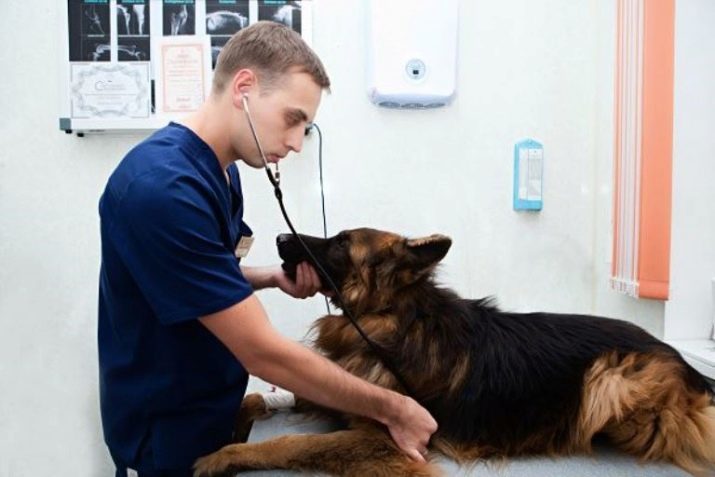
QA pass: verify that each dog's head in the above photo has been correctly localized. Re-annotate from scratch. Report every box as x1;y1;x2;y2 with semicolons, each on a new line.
277;228;452;313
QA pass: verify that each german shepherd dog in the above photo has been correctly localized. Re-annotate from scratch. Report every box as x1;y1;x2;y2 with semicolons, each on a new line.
194;228;715;477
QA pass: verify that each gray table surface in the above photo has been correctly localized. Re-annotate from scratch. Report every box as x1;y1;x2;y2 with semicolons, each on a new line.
238;411;691;477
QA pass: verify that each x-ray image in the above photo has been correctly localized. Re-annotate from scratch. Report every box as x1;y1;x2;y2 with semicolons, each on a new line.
68;0;111;61
211;36;229;70
81;39;111;62
117;1;149;36
163;0;196;36
118;0;150;61
81;2;109;35
206;0;249;35
258;1;301;35
118;38;150;62
206;0;249;70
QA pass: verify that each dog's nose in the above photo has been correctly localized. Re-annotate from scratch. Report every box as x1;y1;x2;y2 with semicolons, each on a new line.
276;234;292;245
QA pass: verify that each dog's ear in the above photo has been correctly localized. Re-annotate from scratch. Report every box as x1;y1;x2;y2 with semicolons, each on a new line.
405;234;452;270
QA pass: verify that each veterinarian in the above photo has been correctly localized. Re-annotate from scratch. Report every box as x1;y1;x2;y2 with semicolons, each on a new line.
98;22;437;477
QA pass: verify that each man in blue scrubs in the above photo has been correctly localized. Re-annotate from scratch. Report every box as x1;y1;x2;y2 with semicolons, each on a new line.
98;22;437;477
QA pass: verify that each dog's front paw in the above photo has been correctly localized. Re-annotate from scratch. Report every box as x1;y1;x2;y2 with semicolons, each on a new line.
193;445;240;477
241;392;274;421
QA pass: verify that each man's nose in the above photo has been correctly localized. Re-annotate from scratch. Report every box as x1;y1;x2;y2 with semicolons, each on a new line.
285;129;304;154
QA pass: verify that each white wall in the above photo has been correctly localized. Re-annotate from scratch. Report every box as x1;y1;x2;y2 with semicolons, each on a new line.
1;1;703;476
664;0;715;340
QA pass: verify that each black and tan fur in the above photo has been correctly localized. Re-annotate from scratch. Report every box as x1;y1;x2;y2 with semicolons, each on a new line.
194;228;715;477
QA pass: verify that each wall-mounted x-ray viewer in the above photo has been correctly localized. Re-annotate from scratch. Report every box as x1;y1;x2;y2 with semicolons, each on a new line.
366;0;459;109
513;139;544;211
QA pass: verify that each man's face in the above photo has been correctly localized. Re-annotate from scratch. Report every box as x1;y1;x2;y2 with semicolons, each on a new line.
235;70;322;168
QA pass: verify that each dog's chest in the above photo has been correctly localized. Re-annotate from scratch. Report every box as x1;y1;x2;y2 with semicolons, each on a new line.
313;316;398;382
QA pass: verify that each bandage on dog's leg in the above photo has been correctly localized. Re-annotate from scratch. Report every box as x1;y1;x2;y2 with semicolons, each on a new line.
260;387;295;411
232;393;272;443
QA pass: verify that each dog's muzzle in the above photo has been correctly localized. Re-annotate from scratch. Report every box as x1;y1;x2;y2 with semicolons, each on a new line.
277;234;302;279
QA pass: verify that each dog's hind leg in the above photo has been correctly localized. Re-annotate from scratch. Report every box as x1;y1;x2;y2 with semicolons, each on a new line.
193;427;441;477
578;352;715;476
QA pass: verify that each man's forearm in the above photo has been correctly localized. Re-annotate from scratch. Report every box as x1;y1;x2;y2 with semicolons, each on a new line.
199;295;402;427
249;333;402;427
241;265;278;290
199;296;435;459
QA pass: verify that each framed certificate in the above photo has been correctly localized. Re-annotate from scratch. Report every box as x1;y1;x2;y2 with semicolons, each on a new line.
154;35;212;115
70;63;151;118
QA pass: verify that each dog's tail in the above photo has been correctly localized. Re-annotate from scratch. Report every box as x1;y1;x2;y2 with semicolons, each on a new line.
580;352;715;476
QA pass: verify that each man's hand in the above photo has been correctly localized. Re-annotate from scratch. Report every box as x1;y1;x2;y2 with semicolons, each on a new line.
383;395;438;463
273;262;322;299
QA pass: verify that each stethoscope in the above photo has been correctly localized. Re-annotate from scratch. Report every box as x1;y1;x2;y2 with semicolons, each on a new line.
240;93;416;398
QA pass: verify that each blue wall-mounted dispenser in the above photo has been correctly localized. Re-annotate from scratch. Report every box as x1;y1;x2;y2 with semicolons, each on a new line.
513;139;544;211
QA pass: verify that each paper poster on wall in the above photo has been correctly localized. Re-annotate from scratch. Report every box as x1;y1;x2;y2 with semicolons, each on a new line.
67;0;111;61
163;0;196;36
70;63;151;118
258;1;302;35
117;0;151;61
155;36;211;114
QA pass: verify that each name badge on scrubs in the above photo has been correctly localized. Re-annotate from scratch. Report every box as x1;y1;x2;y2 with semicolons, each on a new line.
235;235;255;258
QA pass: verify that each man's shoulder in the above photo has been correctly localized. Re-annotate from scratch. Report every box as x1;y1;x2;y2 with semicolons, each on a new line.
123;125;192;175
100;125;210;221
107;126;199;197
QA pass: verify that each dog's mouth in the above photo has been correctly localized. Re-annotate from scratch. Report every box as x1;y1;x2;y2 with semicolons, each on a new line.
277;233;322;282
276;233;341;295
277;238;301;281
280;260;298;281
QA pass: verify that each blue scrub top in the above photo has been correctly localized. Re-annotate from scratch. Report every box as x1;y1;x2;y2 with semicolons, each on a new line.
98;122;254;471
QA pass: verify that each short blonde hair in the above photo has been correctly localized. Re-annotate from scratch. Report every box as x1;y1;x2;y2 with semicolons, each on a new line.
212;21;330;94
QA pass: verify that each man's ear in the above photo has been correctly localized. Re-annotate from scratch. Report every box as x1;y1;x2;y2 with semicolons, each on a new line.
405;234;452;271
232;68;257;108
